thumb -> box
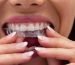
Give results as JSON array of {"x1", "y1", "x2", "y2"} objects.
[{"x1": 0, "y1": 32, "x2": 17, "y2": 44}]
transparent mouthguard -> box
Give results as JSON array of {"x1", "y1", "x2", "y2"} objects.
[{"x1": 4, "y1": 28, "x2": 46, "y2": 37}]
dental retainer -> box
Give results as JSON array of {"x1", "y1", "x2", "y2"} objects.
[
  {"x1": 3, "y1": 27, "x2": 47, "y2": 57},
  {"x1": 17, "y1": 28, "x2": 46, "y2": 47},
  {"x1": 2, "y1": 23, "x2": 47, "y2": 47}
]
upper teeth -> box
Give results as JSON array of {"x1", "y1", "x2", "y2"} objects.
[{"x1": 8, "y1": 23, "x2": 48, "y2": 32}]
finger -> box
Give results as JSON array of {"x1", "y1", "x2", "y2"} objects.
[
  {"x1": 35, "y1": 47, "x2": 75, "y2": 62},
  {"x1": 0, "y1": 51, "x2": 34, "y2": 65},
  {"x1": 67, "y1": 63, "x2": 75, "y2": 65},
  {"x1": 46, "y1": 26, "x2": 64, "y2": 38},
  {"x1": 0, "y1": 32, "x2": 17, "y2": 44},
  {"x1": 38, "y1": 36, "x2": 75, "y2": 48},
  {"x1": 0, "y1": 42, "x2": 28, "y2": 54},
  {"x1": 16, "y1": 37, "x2": 24, "y2": 43},
  {"x1": 47, "y1": 59, "x2": 60, "y2": 65}
]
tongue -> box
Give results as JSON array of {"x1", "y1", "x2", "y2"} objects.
[
  {"x1": 16, "y1": 35, "x2": 40, "y2": 47},
  {"x1": 24, "y1": 37, "x2": 40, "y2": 47}
]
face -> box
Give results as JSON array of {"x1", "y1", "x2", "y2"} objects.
[
  {"x1": 0, "y1": 0, "x2": 74, "y2": 37},
  {"x1": 0, "y1": 0, "x2": 74, "y2": 65}
]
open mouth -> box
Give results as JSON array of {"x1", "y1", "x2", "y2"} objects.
[{"x1": 2, "y1": 15, "x2": 55, "y2": 47}]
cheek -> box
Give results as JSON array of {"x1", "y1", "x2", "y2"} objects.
[
  {"x1": 50, "y1": 0, "x2": 74, "y2": 17},
  {"x1": 50, "y1": 0, "x2": 74, "y2": 37},
  {"x1": 0, "y1": 0, "x2": 6, "y2": 6}
]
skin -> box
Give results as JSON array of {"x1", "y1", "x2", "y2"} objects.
[{"x1": 0, "y1": 0, "x2": 74, "y2": 65}]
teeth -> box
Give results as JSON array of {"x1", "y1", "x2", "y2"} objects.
[
  {"x1": 27, "y1": 23, "x2": 35, "y2": 31},
  {"x1": 7, "y1": 23, "x2": 48, "y2": 32},
  {"x1": 40, "y1": 23, "x2": 45, "y2": 30},
  {"x1": 34, "y1": 23, "x2": 39, "y2": 30},
  {"x1": 20, "y1": 24, "x2": 27, "y2": 31},
  {"x1": 15, "y1": 24, "x2": 20, "y2": 31},
  {"x1": 9, "y1": 24, "x2": 15, "y2": 31},
  {"x1": 17, "y1": 32, "x2": 25, "y2": 37}
]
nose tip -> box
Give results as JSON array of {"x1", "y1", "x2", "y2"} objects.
[
  {"x1": 9, "y1": 0, "x2": 44, "y2": 8},
  {"x1": 8, "y1": 0, "x2": 45, "y2": 13},
  {"x1": 15, "y1": 2, "x2": 39, "y2": 7}
]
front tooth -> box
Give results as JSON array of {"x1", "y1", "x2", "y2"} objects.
[
  {"x1": 7, "y1": 22, "x2": 47, "y2": 32},
  {"x1": 35, "y1": 23, "x2": 39, "y2": 30},
  {"x1": 23, "y1": 24, "x2": 27, "y2": 31},
  {"x1": 29, "y1": 23, "x2": 35, "y2": 31},
  {"x1": 26, "y1": 23, "x2": 29, "y2": 31},
  {"x1": 20, "y1": 24, "x2": 26, "y2": 31},
  {"x1": 27, "y1": 23, "x2": 34, "y2": 31},
  {"x1": 39, "y1": 23, "x2": 44, "y2": 30},
  {"x1": 15, "y1": 24, "x2": 20, "y2": 31},
  {"x1": 13, "y1": 24, "x2": 17, "y2": 31}
]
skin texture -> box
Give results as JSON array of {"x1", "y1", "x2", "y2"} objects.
[{"x1": 0, "y1": 0, "x2": 74, "y2": 65}]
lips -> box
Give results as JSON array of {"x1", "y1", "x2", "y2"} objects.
[
  {"x1": 5, "y1": 15, "x2": 53, "y2": 23},
  {"x1": 2, "y1": 15, "x2": 54, "y2": 47}
]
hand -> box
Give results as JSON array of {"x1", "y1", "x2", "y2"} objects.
[
  {"x1": 35, "y1": 26, "x2": 75, "y2": 65},
  {"x1": 0, "y1": 32, "x2": 34, "y2": 65}
]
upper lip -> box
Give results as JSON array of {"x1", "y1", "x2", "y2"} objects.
[
  {"x1": 2, "y1": 15, "x2": 55, "y2": 36},
  {"x1": 2, "y1": 15, "x2": 55, "y2": 32},
  {"x1": 5, "y1": 15, "x2": 53, "y2": 24}
]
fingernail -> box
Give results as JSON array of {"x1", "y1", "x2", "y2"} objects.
[
  {"x1": 35, "y1": 47, "x2": 45, "y2": 51},
  {"x1": 16, "y1": 42, "x2": 28, "y2": 49},
  {"x1": 38, "y1": 35, "x2": 48, "y2": 41},
  {"x1": 47, "y1": 26, "x2": 53, "y2": 31},
  {"x1": 38, "y1": 36, "x2": 43, "y2": 40},
  {"x1": 22, "y1": 51, "x2": 34, "y2": 57},
  {"x1": 7, "y1": 32, "x2": 16, "y2": 38}
]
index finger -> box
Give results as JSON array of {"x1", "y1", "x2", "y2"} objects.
[
  {"x1": 38, "y1": 36, "x2": 75, "y2": 49},
  {"x1": 0, "y1": 32, "x2": 17, "y2": 44}
]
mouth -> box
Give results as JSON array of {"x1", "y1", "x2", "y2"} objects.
[{"x1": 2, "y1": 15, "x2": 55, "y2": 47}]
